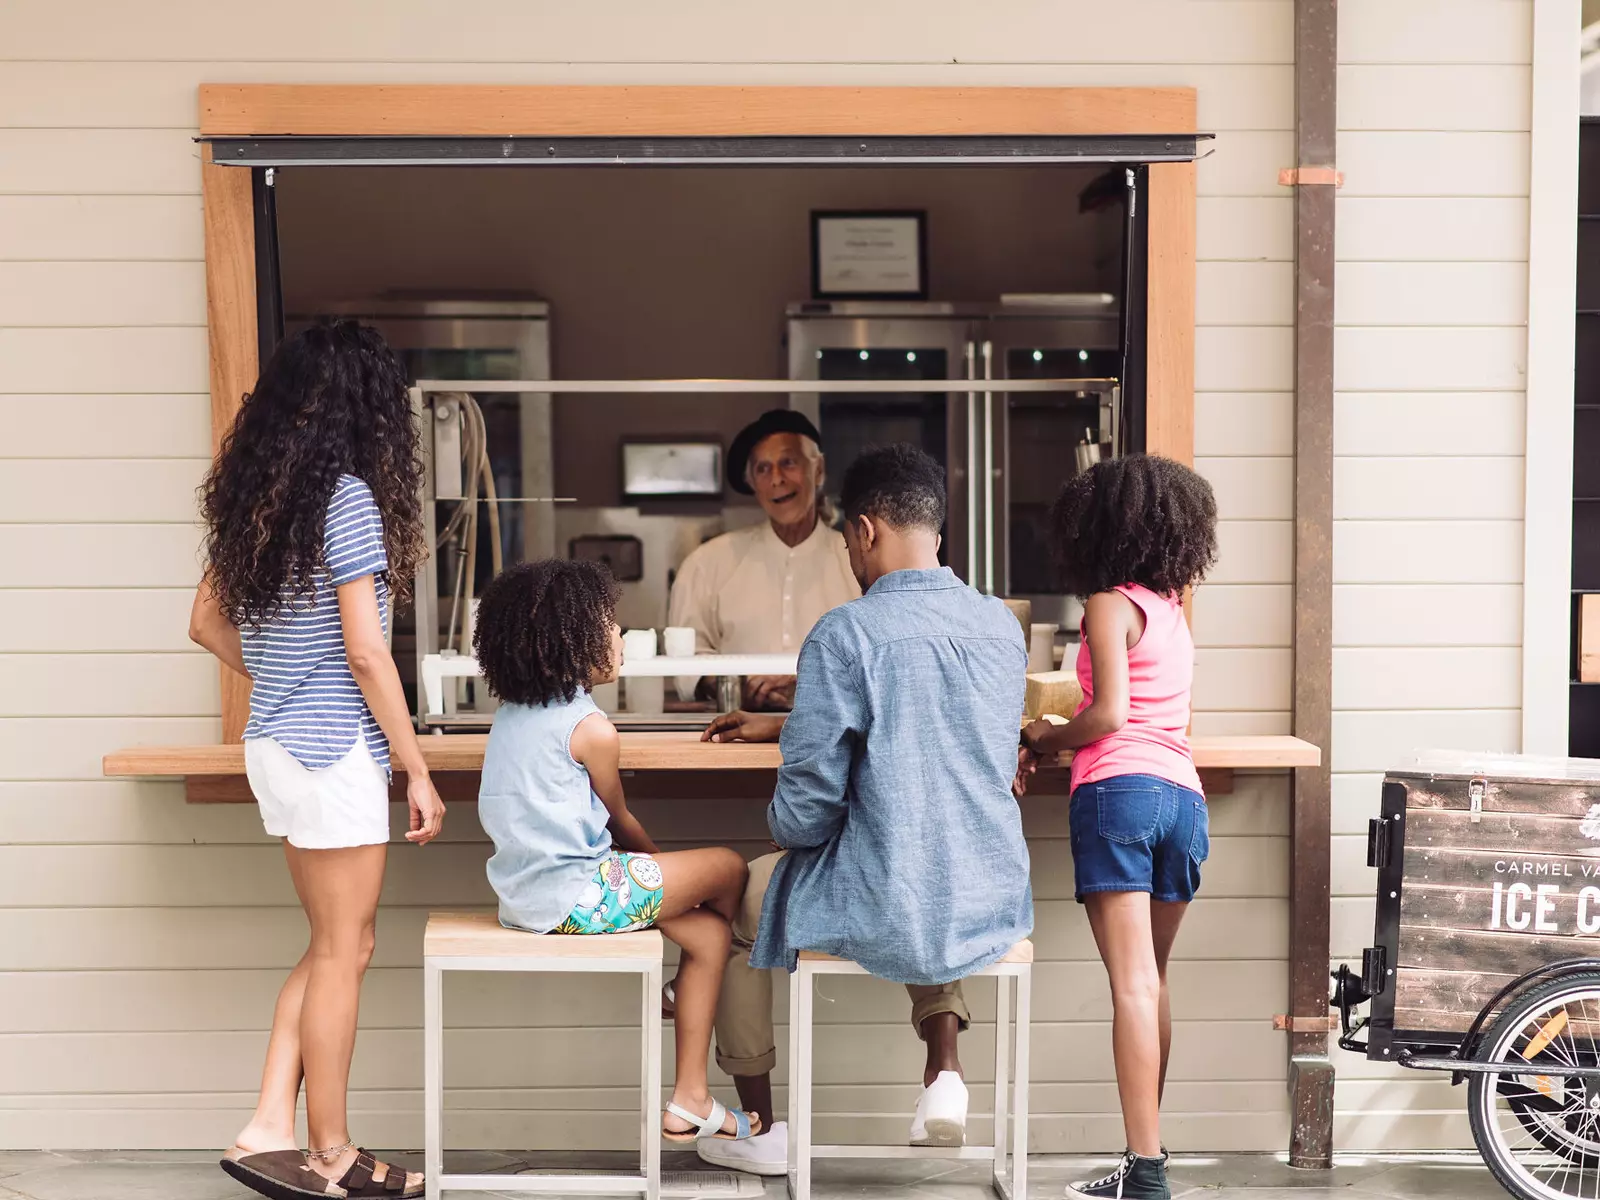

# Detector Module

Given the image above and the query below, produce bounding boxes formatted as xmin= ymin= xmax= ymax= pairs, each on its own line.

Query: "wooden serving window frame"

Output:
xmin=199 ymin=83 xmax=1199 ymax=743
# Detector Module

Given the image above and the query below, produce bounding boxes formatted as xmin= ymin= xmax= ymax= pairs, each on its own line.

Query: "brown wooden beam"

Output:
xmin=200 ymin=142 xmax=259 ymax=743
xmin=1288 ymin=0 xmax=1338 ymax=1170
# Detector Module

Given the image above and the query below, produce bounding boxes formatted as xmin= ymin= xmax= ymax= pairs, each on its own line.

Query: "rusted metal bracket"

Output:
xmin=1279 ymin=166 xmax=1343 ymax=187
xmin=1274 ymin=1013 xmax=1341 ymax=1033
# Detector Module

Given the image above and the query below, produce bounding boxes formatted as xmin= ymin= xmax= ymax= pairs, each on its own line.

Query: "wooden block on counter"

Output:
xmin=1583 ymin=595 xmax=1600 ymax=683
xmin=1000 ymin=598 xmax=1032 ymax=638
xmin=1025 ymin=669 xmax=1083 ymax=720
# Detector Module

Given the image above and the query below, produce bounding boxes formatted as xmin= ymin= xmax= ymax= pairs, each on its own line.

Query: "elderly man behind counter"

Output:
xmin=667 ymin=410 xmax=859 ymax=711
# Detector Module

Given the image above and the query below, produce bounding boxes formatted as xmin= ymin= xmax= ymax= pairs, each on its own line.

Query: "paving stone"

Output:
xmin=0 ymin=1155 xmax=68 ymax=1182
xmin=1 ymin=1160 xmax=242 ymax=1200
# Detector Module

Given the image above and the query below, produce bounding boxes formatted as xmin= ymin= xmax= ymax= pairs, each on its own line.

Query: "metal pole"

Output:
xmin=1289 ymin=0 xmax=1338 ymax=1170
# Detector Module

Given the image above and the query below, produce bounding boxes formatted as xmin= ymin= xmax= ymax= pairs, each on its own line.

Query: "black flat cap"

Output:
xmin=726 ymin=409 xmax=823 ymax=495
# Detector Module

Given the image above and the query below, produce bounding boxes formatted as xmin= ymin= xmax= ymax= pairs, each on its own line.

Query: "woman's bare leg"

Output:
xmin=292 ymin=843 xmax=417 ymax=1188
xmin=652 ymin=849 xmax=749 ymax=1135
xmin=230 ymin=844 xmax=314 ymax=1153
xmin=1150 ymin=900 xmax=1189 ymax=1105
xmin=1085 ymin=891 xmax=1162 ymax=1158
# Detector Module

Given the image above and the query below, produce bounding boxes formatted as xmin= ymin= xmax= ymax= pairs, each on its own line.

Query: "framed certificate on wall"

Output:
xmin=811 ymin=210 xmax=927 ymax=299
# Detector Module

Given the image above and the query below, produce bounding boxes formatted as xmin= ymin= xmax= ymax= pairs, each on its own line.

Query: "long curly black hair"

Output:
xmin=1050 ymin=454 xmax=1217 ymax=599
xmin=474 ymin=560 xmax=621 ymax=706
xmin=199 ymin=321 xmax=425 ymax=627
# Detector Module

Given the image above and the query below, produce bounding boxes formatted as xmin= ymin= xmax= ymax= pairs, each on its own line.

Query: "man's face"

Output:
xmin=747 ymin=432 xmax=821 ymax=528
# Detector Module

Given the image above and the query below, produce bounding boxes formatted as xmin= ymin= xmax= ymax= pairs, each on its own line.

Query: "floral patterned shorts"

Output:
xmin=552 ymin=850 xmax=666 ymax=934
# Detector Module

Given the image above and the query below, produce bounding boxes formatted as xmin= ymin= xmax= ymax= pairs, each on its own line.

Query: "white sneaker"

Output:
xmin=909 ymin=1072 xmax=968 ymax=1146
xmin=694 ymin=1121 xmax=787 ymax=1177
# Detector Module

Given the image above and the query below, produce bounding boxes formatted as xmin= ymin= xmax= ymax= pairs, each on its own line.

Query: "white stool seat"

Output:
xmin=423 ymin=911 xmax=663 ymax=1200
xmin=787 ymin=941 xmax=1033 ymax=1200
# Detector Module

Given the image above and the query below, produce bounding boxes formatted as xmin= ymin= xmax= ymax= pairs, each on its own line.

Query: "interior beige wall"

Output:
xmin=276 ymin=163 xmax=1121 ymax=505
xmin=0 ymin=0 xmax=1305 ymax=1154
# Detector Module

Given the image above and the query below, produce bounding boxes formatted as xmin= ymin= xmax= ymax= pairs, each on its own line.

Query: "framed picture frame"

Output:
xmin=811 ymin=210 xmax=927 ymax=300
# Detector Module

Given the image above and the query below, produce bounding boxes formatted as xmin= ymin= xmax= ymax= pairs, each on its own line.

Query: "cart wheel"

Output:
xmin=1469 ymin=972 xmax=1600 ymax=1199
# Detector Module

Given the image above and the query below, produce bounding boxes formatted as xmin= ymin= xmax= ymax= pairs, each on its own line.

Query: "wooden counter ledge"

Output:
xmin=105 ymin=731 xmax=1320 ymax=805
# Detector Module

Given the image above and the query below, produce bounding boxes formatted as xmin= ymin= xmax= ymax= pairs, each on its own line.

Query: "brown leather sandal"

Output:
xmin=220 ymin=1146 xmax=421 ymax=1199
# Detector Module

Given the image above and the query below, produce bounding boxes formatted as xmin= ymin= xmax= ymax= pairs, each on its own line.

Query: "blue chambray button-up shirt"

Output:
xmin=748 ymin=566 xmax=1033 ymax=985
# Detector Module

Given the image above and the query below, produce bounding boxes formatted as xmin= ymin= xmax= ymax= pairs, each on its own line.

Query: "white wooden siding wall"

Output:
xmin=1329 ymin=0 xmax=1533 ymax=1152
xmin=0 ymin=0 xmax=1300 ymax=1152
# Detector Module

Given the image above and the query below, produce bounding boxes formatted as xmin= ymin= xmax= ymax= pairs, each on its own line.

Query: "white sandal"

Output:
xmin=662 ymin=1098 xmax=761 ymax=1143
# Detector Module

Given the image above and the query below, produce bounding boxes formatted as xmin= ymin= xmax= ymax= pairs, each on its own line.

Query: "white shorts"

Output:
xmin=244 ymin=737 xmax=391 ymax=850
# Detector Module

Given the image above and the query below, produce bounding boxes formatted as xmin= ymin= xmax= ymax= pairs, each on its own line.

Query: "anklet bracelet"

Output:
xmin=307 ymin=1140 xmax=354 ymax=1163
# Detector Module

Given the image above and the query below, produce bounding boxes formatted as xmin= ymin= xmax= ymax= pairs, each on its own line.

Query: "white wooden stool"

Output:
xmin=786 ymin=941 xmax=1033 ymax=1200
xmin=423 ymin=912 xmax=663 ymax=1200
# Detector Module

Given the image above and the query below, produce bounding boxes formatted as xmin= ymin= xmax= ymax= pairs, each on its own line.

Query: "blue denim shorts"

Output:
xmin=1068 ymin=773 xmax=1210 ymax=903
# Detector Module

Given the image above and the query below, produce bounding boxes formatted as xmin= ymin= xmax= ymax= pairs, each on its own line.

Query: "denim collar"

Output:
xmin=865 ymin=566 xmax=962 ymax=595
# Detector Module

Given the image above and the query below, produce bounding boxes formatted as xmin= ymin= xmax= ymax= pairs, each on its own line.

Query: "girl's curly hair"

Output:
xmin=200 ymin=321 xmax=425 ymax=626
xmin=474 ymin=560 xmax=621 ymax=707
xmin=1050 ymin=454 xmax=1217 ymax=599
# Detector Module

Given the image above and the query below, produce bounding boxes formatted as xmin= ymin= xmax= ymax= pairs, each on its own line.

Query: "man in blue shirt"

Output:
xmin=693 ymin=444 xmax=1033 ymax=1175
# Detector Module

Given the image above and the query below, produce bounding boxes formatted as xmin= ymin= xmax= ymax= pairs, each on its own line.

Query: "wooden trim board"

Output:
xmin=200 ymin=84 xmax=1201 ymax=741
xmin=199 ymin=85 xmax=1197 ymax=138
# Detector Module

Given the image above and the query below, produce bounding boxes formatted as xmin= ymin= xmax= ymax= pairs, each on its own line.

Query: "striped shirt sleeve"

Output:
xmin=325 ymin=476 xmax=389 ymax=587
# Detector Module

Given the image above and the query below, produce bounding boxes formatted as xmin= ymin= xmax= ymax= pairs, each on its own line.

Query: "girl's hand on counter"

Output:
xmin=702 ymin=710 xmax=786 ymax=743
xmin=405 ymin=773 xmax=446 ymax=844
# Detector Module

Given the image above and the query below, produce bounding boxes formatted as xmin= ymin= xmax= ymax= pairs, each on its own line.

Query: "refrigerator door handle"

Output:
xmin=981 ymin=340 xmax=995 ymax=595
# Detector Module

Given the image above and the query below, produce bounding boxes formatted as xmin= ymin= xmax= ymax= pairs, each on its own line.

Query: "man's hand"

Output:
xmin=744 ymin=675 xmax=796 ymax=711
xmin=1012 ymin=744 xmax=1039 ymax=799
xmin=702 ymin=710 xmax=786 ymax=743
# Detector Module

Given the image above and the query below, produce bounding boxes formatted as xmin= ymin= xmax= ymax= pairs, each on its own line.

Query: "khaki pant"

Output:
xmin=713 ymin=852 xmax=969 ymax=1076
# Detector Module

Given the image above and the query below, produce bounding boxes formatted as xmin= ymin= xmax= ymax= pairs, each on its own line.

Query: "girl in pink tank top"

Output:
xmin=1017 ymin=455 xmax=1217 ymax=1200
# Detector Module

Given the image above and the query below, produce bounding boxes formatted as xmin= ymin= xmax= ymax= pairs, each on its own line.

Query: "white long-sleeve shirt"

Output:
xmin=668 ymin=519 xmax=861 ymax=656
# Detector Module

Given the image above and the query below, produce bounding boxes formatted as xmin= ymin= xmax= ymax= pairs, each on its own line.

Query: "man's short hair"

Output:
xmin=839 ymin=444 xmax=946 ymax=532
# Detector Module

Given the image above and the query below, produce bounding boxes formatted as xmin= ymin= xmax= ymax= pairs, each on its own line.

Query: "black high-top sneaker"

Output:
xmin=1064 ymin=1151 xmax=1171 ymax=1200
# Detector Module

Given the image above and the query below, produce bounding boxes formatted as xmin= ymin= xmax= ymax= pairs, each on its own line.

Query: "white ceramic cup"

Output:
xmin=1027 ymin=623 xmax=1059 ymax=675
xmin=621 ymin=628 xmax=663 ymax=714
xmin=663 ymin=626 xmax=698 ymax=701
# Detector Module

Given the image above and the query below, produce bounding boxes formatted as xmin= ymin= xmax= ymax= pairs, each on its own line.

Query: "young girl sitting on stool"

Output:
xmin=1018 ymin=455 xmax=1218 ymax=1200
xmin=473 ymin=559 xmax=759 ymax=1147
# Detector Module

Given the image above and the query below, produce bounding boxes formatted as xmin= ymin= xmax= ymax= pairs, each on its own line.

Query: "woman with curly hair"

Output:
xmin=1016 ymin=454 xmax=1217 ymax=1200
xmin=473 ymin=559 xmax=759 ymax=1146
xmin=187 ymin=321 xmax=444 ymax=1200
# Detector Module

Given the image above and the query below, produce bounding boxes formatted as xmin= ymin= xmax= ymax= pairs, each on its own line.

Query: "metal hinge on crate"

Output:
xmin=1470 ymin=777 xmax=1486 ymax=823
xmin=1278 ymin=165 xmax=1344 ymax=187
xmin=1273 ymin=1013 xmax=1341 ymax=1032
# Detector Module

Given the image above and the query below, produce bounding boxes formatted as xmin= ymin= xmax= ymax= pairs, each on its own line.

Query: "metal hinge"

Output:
xmin=1278 ymin=166 xmax=1343 ymax=187
xmin=1469 ymin=777 xmax=1486 ymax=824
xmin=1367 ymin=816 xmax=1391 ymax=868
xmin=1273 ymin=1013 xmax=1340 ymax=1032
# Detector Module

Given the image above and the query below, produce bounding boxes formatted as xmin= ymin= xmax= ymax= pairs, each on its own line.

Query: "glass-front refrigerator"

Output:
xmin=786 ymin=302 xmax=975 ymax=580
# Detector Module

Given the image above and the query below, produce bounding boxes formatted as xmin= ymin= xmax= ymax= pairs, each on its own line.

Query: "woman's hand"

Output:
xmin=702 ymin=710 xmax=786 ymax=743
xmin=405 ymin=773 xmax=445 ymax=844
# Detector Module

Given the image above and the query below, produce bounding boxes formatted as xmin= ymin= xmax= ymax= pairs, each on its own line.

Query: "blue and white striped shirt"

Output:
xmin=241 ymin=475 xmax=391 ymax=772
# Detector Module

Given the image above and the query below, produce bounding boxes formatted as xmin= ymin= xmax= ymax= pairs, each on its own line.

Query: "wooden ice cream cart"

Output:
xmin=1335 ymin=753 xmax=1600 ymax=1199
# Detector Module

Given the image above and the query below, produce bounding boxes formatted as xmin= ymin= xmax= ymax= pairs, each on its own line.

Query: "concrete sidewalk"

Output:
xmin=0 ymin=1149 xmax=1511 ymax=1200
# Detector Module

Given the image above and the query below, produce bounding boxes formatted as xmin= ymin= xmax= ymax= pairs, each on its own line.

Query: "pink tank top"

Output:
xmin=1069 ymin=583 xmax=1203 ymax=796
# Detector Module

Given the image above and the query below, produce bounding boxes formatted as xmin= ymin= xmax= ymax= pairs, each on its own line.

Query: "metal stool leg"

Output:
xmin=992 ymin=972 xmax=1012 ymax=1196
xmin=788 ymin=962 xmax=814 ymax=1200
xmin=1010 ymin=966 xmax=1031 ymax=1200
xmin=423 ymin=961 xmax=443 ymax=1200
xmin=644 ymin=960 xmax=663 ymax=1200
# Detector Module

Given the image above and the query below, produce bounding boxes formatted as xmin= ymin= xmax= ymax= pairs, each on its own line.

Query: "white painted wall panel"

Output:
xmin=1334 ymin=393 xmax=1526 ymax=457
xmin=1333 ymin=520 xmax=1523 ymax=584
xmin=0 ymin=0 xmax=1340 ymax=1155
xmin=1335 ymin=262 xmax=1528 ymax=327
xmin=1332 ymin=584 xmax=1522 ymax=648
xmin=1332 ymin=647 xmax=1521 ymax=711
xmin=1337 ymin=132 xmax=1531 ymax=199
xmin=1332 ymin=457 xmax=1524 ymax=520
xmin=1338 ymin=65 xmax=1532 ymax=132
xmin=1337 ymin=197 xmax=1528 ymax=262
xmin=1339 ymin=0 xmax=1532 ymax=66
xmin=1334 ymin=327 xmax=1528 ymax=392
